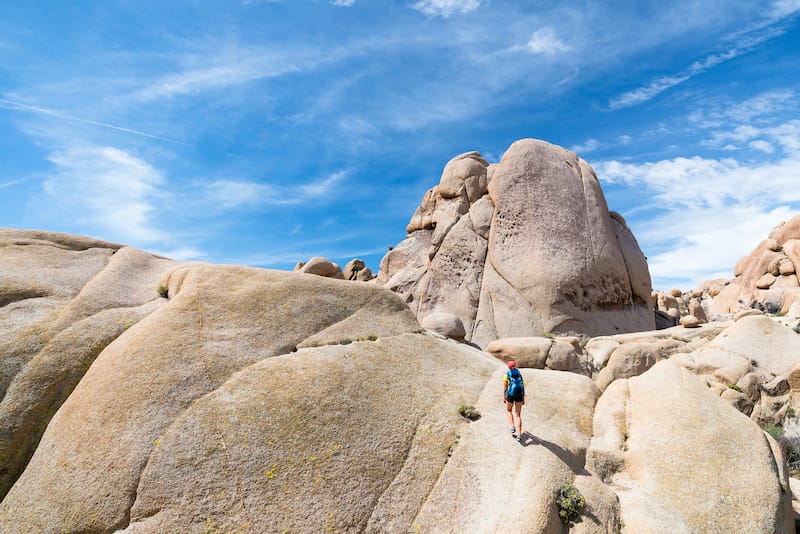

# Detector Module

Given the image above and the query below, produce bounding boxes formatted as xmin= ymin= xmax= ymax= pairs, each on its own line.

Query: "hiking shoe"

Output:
xmin=511 ymin=431 xmax=518 ymax=439
xmin=510 ymin=426 xmax=516 ymax=434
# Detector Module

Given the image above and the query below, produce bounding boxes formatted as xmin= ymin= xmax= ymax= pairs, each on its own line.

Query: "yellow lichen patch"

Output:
xmin=323 ymin=511 xmax=339 ymax=533
xmin=264 ymin=463 xmax=279 ymax=480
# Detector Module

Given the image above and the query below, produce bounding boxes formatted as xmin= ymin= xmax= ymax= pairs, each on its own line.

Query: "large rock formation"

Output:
xmin=377 ymin=140 xmax=654 ymax=347
xmin=711 ymin=214 xmax=800 ymax=315
xmin=2 ymin=223 xmax=798 ymax=531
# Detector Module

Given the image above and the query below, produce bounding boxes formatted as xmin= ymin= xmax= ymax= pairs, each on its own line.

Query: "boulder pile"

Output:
xmin=293 ymin=256 xmax=375 ymax=281
xmin=376 ymin=139 xmax=655 ymax=347
xmin=711 ymin=214 xmax=800 ymax=316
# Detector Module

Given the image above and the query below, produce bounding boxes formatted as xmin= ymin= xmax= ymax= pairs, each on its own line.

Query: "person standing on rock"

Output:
xmin=504 ymin=360 xmax=525 ymax=440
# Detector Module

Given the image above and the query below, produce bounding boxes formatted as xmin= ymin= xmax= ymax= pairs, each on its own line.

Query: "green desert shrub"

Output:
xmin=157 ymin=284 xmax=169 ymax=298
xmin=727 ymin=383 xmax=743 ymax=393
xmin=457 ymin=404 xmax=480 ymax=421
xmin=764 ymin=424 xmax=784 ymax=441
xmin=557 ymin=483 xmax=585 ymax=524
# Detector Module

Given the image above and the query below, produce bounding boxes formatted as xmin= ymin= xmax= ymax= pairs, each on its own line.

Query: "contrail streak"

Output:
xmin=0 ymin=97 xmax=190 ymax=146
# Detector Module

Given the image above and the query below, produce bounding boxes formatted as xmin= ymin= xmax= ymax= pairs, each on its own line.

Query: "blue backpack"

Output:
xmin=506 ymin=368 xmax=524 ymax=398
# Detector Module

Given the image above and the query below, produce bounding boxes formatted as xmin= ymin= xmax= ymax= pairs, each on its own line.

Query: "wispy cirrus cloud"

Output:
xmin=133 ymin=50 xmax=306 ymax=101
xmin=0 ymin=179 xmax=25 ymax=189
xmin=203 ymin=170 xmax=348 ymax=210
xmin=689 ymin=90 xmax=795 ymax=127
xmin=42 ymin=146 xmax=167 ymax=244
xmin=411 ymin=0 xmax=483 ymax=18
xmin=609 ymin=22 xmax=791 ymax=109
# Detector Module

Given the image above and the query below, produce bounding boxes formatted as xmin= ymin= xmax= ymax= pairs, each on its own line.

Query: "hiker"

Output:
xmin=504 ymin=360 xmax=525 ymax=440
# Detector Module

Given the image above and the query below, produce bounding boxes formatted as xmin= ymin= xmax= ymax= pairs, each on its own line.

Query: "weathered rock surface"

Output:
xmin=0 ymin=230 xmax=179 ymax=499
xmin=415 ymin=369 xmax=604 ymax=532
xmin=587 ymin=360 xmax=793 ymax=532
xmin=0 ymin=263 xmax=497 ymax=532
xmin=377 ymin=139 xmax=655 ymax=347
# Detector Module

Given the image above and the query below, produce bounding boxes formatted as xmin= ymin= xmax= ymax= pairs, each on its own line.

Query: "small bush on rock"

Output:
xmin=457 ymin=404 xmax=480 ymax=421
xmin=727 ymin=383 xmax=743 ymax=392
xmin=157 ymin=285 xmax=169 ymax=298
xmin=557 ymin=483 xmax=585 ymax=524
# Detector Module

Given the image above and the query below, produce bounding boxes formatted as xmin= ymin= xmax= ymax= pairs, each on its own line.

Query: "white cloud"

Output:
xmin=42 ymin=146 xmax=166 ymax=244
xmin=703 ymin=120 xmax=800 ymax=152
xmin=411 ymin=0 xmax=482 ymax=18
xmin=749 ymin=139 xmax=775 ymax=153
xmin=770 ymin=0 xmax=800 ymax=18
xmin=203 ymin=170 xmax=348 ymax=209
xmin=331 ymin=0 xmax=356 ymax=5
xmin=522 ymin=28 xmax=571 ymax=56
xmin=726 ymin=90 xmax=794 ymax=122
xmin=595 ymin=119 xmax=800 ymax=289
xmin=571 ymin=138 xmax=601 ymax=154
xmin=644 ymin=205 xmax=795 ymax=287
xmin=619 ymin=135 xmax=632 ymax=145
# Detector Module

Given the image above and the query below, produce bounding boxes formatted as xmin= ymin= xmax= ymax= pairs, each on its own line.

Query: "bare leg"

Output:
xmin=514 ymin=403 xmax=523 ymax=435
xmin=506 ymin=401 xmax=515 ymax=430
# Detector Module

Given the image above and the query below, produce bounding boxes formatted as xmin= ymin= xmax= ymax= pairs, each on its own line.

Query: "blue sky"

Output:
xmin=1 ymin=0 xmax=799 ymax=290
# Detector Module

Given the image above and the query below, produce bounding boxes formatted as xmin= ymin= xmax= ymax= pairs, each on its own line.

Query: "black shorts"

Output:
xmin=506 ymin=394 xmax=524 ymax=403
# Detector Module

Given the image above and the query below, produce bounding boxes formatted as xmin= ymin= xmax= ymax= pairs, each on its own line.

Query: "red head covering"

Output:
xmin=507 ymin=360 xmax=517 ymax=369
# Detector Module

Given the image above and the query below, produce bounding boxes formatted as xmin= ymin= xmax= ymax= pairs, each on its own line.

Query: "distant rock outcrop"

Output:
xmin=377 ymin=139 xmax=655 ymax=347
xmin=711 ymin=214 xmax=800 ymax=315
xmin=295 ymin=256 xmax=375 ymax=281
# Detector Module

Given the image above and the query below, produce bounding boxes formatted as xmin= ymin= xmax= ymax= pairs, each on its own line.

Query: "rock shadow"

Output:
xmin=516 ymin=432 xmax=589 ymax=474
